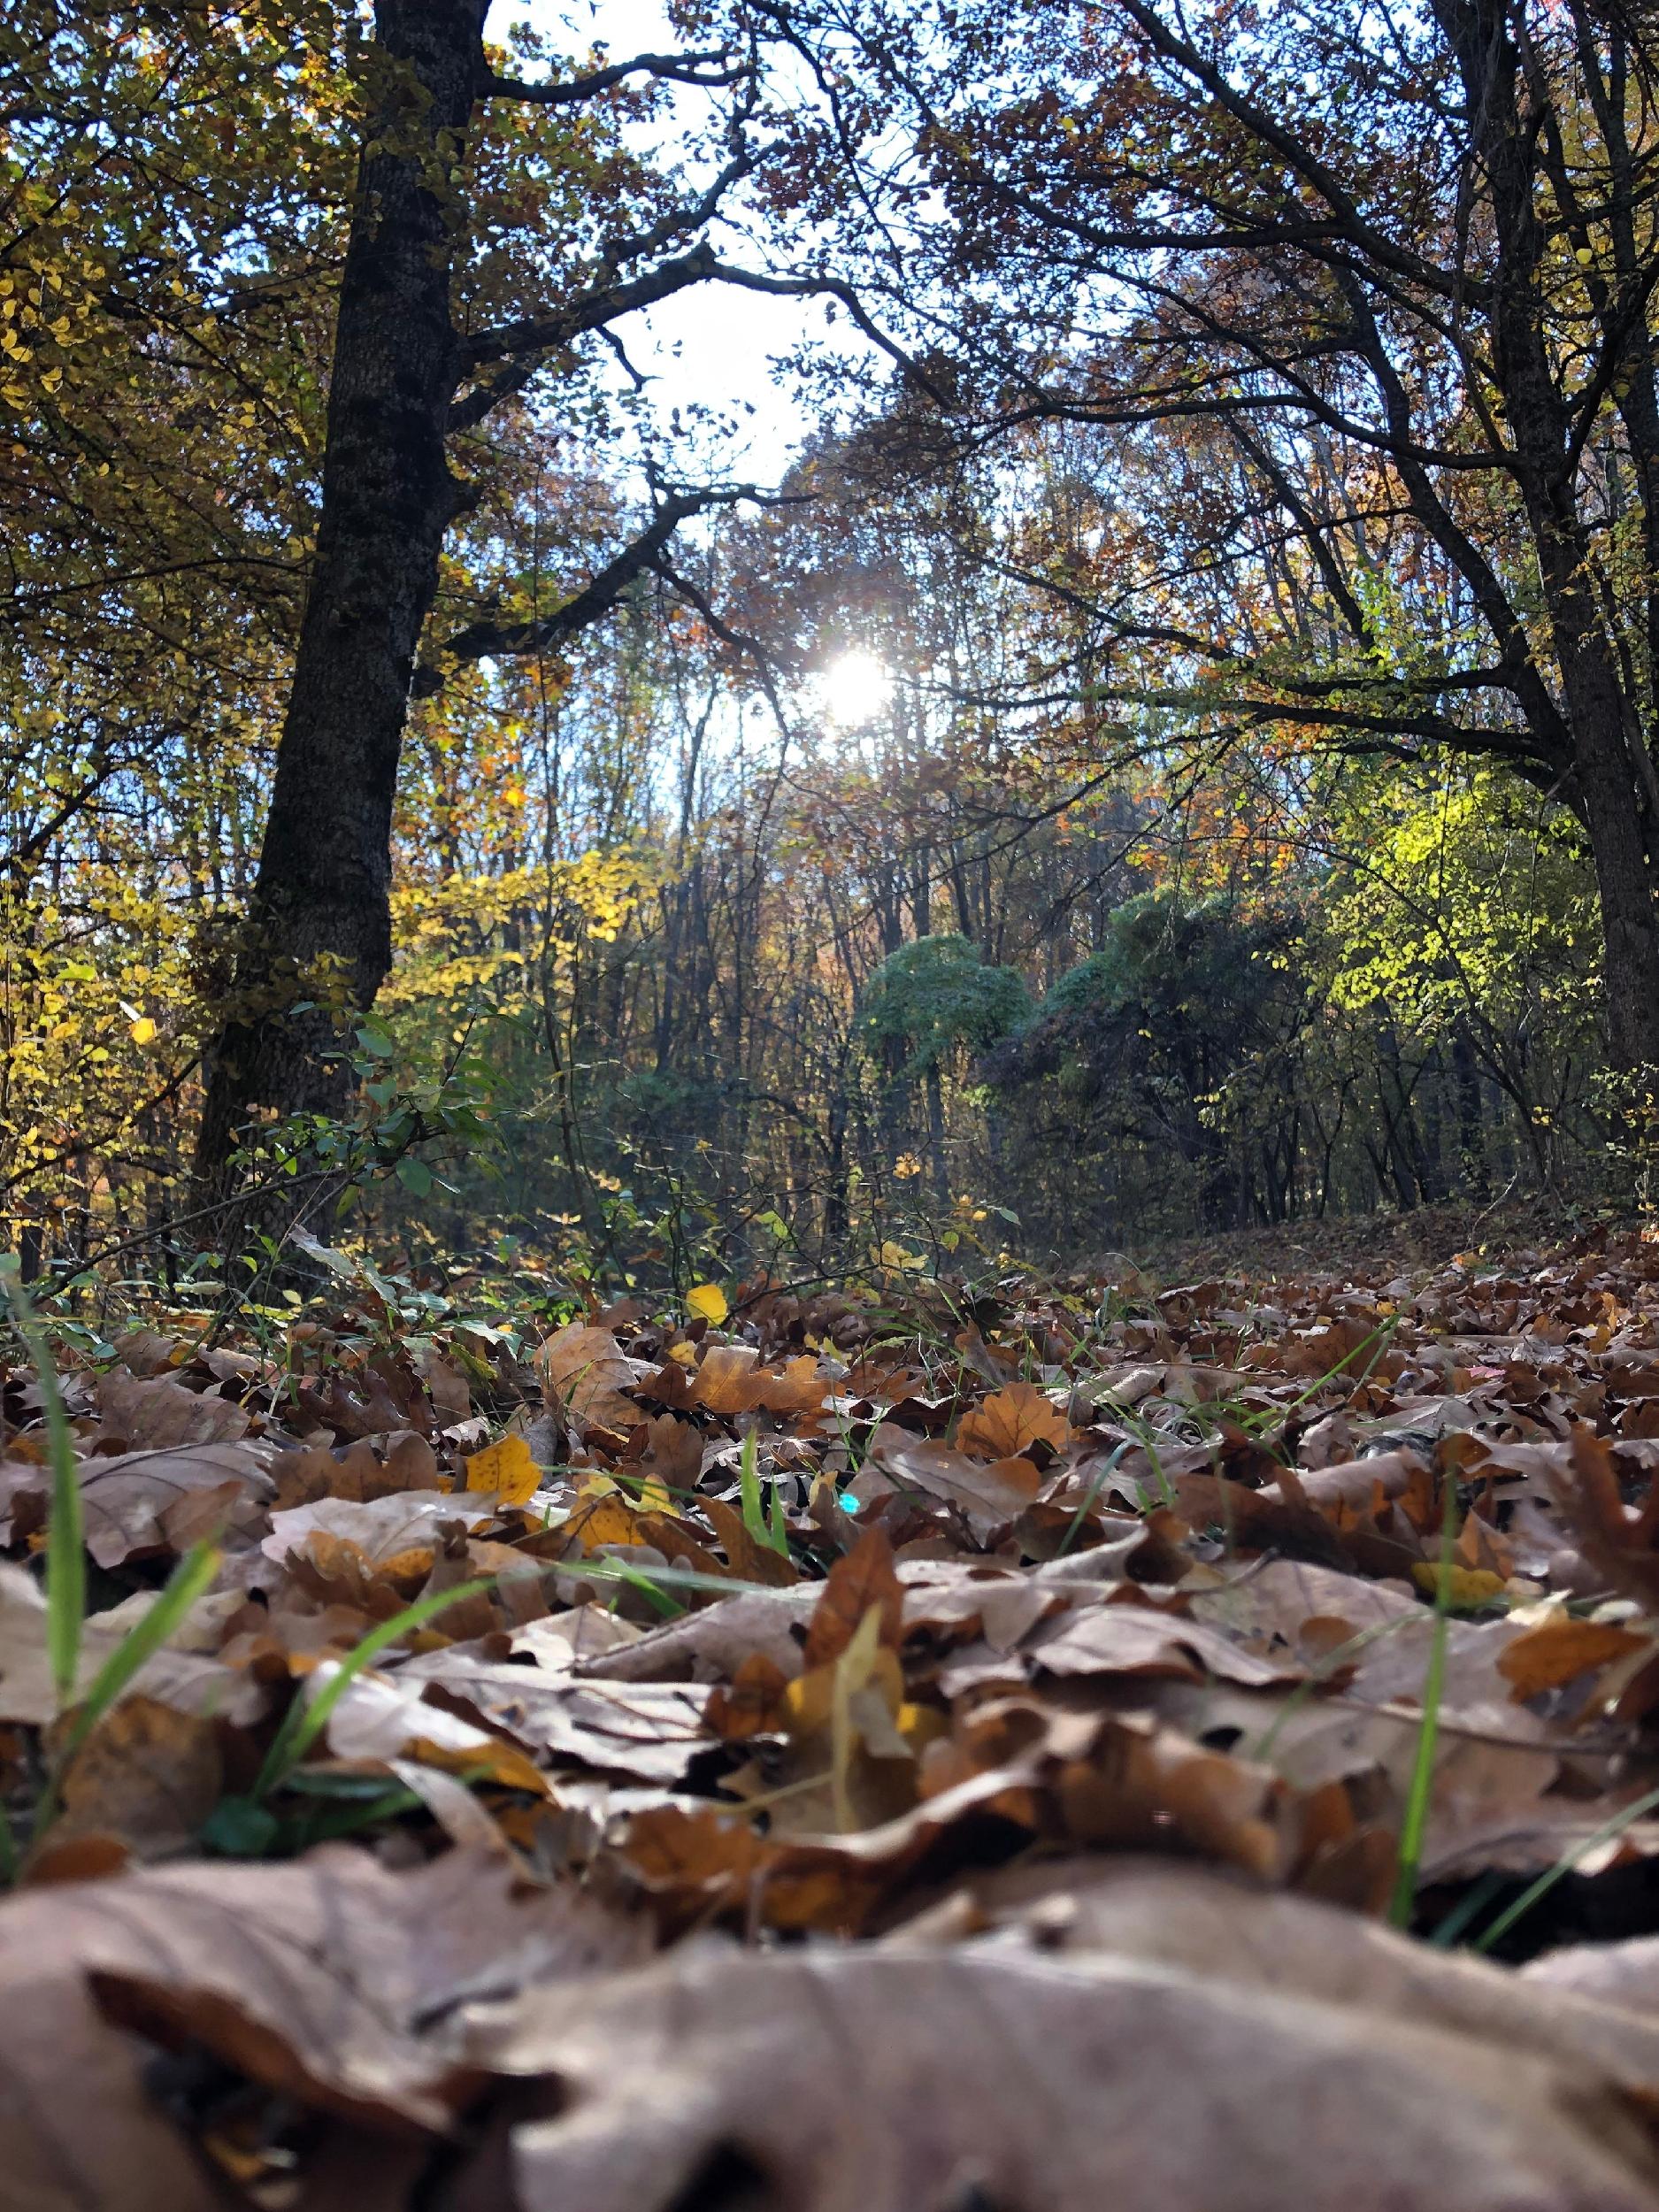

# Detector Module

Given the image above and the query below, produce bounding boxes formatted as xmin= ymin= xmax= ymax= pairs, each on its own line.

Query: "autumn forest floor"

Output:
xmin=9 ymin=1223 xmax=1659 ymax=2208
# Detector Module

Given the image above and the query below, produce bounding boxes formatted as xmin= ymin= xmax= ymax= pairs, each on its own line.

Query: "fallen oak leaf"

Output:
xmin=866 ymin=1425 xmax=1041 ymax=1536
xmin=537 ymin=1322 xmax=648 ymax=1431
xmin=904 ymin=1855 xmax=1659 ymax=2093
xmin=706 ymin=1651 xmax=792 ymax=1739
xmin=96 ymin=1367 xmax=251 ymax=1449
xmin=464 ymin=1431 xmax=541 ymax=1508
xmin=1027 ymin=1601 xmax=1309 ymax=1690
xmin=37 ymin=1695 xmax=222 ymax=1865
xmin=0 ymin=1846 xmax=650 ymax=2209
xmin=273 ymin=1430 xmax=441 ymax=1508
xmin=802 ymin=1525 xmax=904 ymax=1671
xmin=700 ymin=1492 xmax=798 ymax=1586
xmin=18 ymin=1441 xmax=278 ymax=1569
xmin=570 ymin=1586 xmax=818 ymax=1682
xmin=1548 ymin=1426 xmax=1659 ymax=1607
xmin=411 ymin=1652 xmax=712 ymax=1786
xmin=956 ymin=1379 xmax=1071 ymax=1461
xmin=1497 ymin=1615 xmax=1652 ymax=1700
xmin=263 ymin=1489 xmax=503 ymax=1569
xmin=1260 ymin=1448 xmax=1426 ymax=1513
xmin=688 ymin=1341 xmax=762 ymax=1413
xmin=457 ymin=1932 xmax=1659 ymax=2212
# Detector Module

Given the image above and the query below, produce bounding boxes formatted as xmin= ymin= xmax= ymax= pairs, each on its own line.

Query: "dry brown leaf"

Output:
xmin=319 ymin=1664 xmax=551 ymax=1793
xmin=96 ymin=1367 xmax=251 ymax=1449
xmin=1524 ymin=1933 xmax=1659 ymax=2015
xmin=956 ymin=1379 xmax=1071 ymax=1460
xmin=700 ymin=1492 xmax=798 ymax=1586
xmin=1260 ymin=1448 xmax=1425 ymax=1511
xmin=408 ymin=1650 xmax=711 ymax=1784
xmin=1028 ymin=1601 xmax=1308 ymax=1689
xmin=867 ymin=1425 xmax=1042 ymax=1534
xmin=688 ymin=1340 xmax=762 ymax=1412
xmin=1548 ymin=1426 xmax=1659 ymax=1606
xmin=904 ymin=1855 xmax=1659 ymax=2091
xmin=273 ymin=1431 xmax=441 ymax=1508
xmin=572 ymin=1586 xmax=818 ymax=1682
xmin=801 ymin=1525 xmax=904 ymax=1670
xmin=1497 ymin=1615 xmax=1652 ymax=1700
xmin=705 ymin=1651 xmax=793 ymax=1738
xmin=633 ymin=1411 xmax=703 ymax=1488
xmin=458 ymin=1937 xmax=1659 ymax=2212
xmin=263 ymin=1489 xmax=499 ymax=1569
xmin=0 ymin=1846 xmax=649 ymax=2208
xmin=419 ymin=1347 xmax=474 ymax=1424
xmin=65 ymin=1441 xmax=276 ymax=1568
xmin=537 ymin=1321 xmax=648 ymax=1431
xmin=1186 ymin=1555 xmax=1416 ymax=1647
xmin=744 ymin=1354 xmax=832 ymax=1417
xmin=42 ymin=1695 xmax=221 ymax=1861
xmin=110 ymin=1327 xmax=191 ymax=1379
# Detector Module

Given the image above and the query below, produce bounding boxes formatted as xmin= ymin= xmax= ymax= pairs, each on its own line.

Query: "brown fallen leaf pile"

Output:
xmin=15 ymin=1237 xmax=1659 ymax=2204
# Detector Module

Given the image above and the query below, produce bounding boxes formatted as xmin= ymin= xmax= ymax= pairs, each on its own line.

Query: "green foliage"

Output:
xmin=860 ymin=933 xmax=1032 ymax=1078
xmin=994 ymin=889 xmax=1301 ymax=1118
xmin=1321 ymin=766 xmax=1596 ymax=1047
xmin=1034 ymin=888 xmax=1294 ymax=1044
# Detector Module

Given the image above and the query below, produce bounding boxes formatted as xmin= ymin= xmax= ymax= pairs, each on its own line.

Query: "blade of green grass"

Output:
xmin=254 ymin=1576 xmax=492 ymax=1799
xmin=572 ymin=1555 xmax=790 ymax=1601
xmin=1056 ymin=1443 xmax=1131 ymax=1557
xmin=605 ymin=1559 xmax=686 ymax=1618
xmin=0 ymin=1261 xmax=85 ymax=1705
xmin=1425 ymin=1868 xmax=1509 ymax=1950
xmin=1387 ymin=1472 xmax=1460 ymax=1929
xmin=31 ymin=1539 xmax=222 ymax=1843
xmin=738 ymin=1429 xmax=767 ymax=1548
xmin=1469 ymin=1781 xmax=1659 ymax=1955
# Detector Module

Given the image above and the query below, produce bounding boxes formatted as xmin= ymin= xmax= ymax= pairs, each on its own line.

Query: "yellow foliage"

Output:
xmin=464 ymin=1432 xmax=541 ymax=1508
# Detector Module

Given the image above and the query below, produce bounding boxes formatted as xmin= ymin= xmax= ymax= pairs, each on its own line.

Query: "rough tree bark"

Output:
xmin=194 ymin=0 xmax=488 ymax=1191
xmin=1437 ymin=0 xmax=1659 ymax=1071
xmin=190 ymin=2 xmax=801 ymax=1203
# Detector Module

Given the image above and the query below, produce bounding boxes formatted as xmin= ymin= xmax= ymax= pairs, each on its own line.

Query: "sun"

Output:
xmin=818 ymin=649 xmax=893 ymax=730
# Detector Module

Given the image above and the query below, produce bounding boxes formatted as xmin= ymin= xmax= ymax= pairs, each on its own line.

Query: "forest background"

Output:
xmin=4 ymin=0 xmax=1652 ymax=1308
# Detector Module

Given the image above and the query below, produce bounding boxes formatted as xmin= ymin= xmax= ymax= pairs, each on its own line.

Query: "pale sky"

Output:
xmin=486 ymin=0 xmax=838 ymax=485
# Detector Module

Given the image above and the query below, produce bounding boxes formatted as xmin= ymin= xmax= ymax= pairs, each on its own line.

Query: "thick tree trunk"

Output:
xmin=1433 ymin=0 xmax=1659 ymax=1077
xmin=1558 ymin=650 xmax=1659 ymax=1071
xmin=194 ymin=0 xmax=486 ymax=1193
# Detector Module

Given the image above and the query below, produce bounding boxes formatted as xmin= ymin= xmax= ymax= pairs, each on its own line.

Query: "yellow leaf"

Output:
xmin=873 ymin=1240 xmax=925 ymax=1271
xmin=626 ymin=1471 xmax=673 ymax=1517
xmin=128 ymin=1017 xmax=157 ymax=1046
xmin=687 ymin=1282 xmax=729 ymax=1325
xmin=564 ymin=1482 xmax=650 ymax=1549
xmin=464 ymin=1432 xmax=540 ymax=1507
xmin=1410 ymin=1562 xmax=1507 ymax=1609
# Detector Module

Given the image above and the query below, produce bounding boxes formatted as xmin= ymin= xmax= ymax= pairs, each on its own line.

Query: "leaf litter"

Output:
xmin=14 ymin=1239 xmax=1659 ymax=2200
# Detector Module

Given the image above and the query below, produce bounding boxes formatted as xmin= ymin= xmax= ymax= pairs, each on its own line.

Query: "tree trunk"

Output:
xmin=1436 ymin=0 xmax=1659 ymax=1073
xmin=194 ymin=0 xmax=486 ymax=1193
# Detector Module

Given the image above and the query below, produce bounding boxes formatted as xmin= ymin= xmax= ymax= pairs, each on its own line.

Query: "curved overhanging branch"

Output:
xmin=412 ymin=482 xmax=806 ymax=696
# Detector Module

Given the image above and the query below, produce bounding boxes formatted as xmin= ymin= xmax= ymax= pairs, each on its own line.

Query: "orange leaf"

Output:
xmin=1496 ymin=1617 xmax=1649 ymax=1700
xmin=464 ymin=1432 xmax=540 ymax=1508
xmin=956 ymin=1381 xmax=1070 ymax=1462
xmin=803 ymin=1526 xmax=903 ymax=1671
